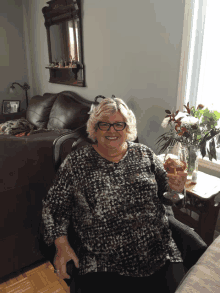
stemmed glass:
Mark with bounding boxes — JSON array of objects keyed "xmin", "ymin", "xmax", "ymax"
[{"xmin": 162, "ymin": 143, "xmax": 188, "ymax": 205}]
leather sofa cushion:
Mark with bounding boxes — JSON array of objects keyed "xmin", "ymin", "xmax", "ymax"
[
  {"xmin": 47, "ymin": 93, "xmax": 90, "ymax": 130},
  {"xmin": 0, "ymin": 130, "xmax": 66, "ymax": 193},
  {"xmin": 26, "ymin": 94, "xmax": 57, "ymax": 128}
]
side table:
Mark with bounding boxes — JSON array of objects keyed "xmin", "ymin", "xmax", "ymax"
[
  {"xmin": 0, "ymin": 111, "xmax": 26, "ymax": 123},
  {"xmin": 173, "ymin": 171, "xmax": 220, "ymax": 246}
]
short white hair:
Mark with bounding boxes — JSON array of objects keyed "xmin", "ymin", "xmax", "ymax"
[{"xmin": 86, "ymin": 97, "xmax": 137, "ymax": 142}]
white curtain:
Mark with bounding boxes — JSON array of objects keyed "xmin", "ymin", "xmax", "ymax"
[
  {"xmin": 196, "ymin": 0, "xmax": 220, "ymax": 112},
  {"xmin": 184, "ymin": 0, "xmax": 220, "ymax": 112},
  {"xmin": 179, "ymin": 0, "xmax": 220, "ymax": 161},
  {"xmin": 183, "ymin": 0, "xmax": 208, "ymax": 108}
]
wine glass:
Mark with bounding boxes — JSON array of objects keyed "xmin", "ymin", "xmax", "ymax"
[{"xmin": 162, "ymin": 143, "xmax": 188, "ymax": 205}]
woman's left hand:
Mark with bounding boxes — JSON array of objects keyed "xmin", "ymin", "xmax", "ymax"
[{"xmin": 167, "ymin": 171, "xmax": 187, "ymax": 192}]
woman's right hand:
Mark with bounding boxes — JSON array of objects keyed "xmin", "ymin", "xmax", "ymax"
[{"xmin": 53, "ymin": 244, "xmax": 79, "ymax": 280}]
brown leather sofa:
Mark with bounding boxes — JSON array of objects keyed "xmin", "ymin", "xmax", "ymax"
[{"xmin": 0, "ymin": 91, "xmax": 94, "ymax": 278}]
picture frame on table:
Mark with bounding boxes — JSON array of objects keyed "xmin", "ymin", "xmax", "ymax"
[{"xmin": 2, "ymin": 100, "xmax": 21, "ymax": 114}]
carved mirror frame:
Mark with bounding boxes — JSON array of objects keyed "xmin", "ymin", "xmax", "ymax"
[{"xmin": 42, "ymin": 0, "xmax": 85, "ymax": 87}]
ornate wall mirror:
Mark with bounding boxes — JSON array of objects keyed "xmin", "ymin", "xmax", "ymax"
[{"xmin": 42, "ymin": 0, "xmax": 85, "ymax": 87}]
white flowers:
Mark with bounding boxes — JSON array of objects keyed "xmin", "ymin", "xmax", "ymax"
[
  {"xmin": 174, "ymin": 111, "xmax": 199, "ymax": 126},
  {"xmin": 161, "ymin": 117, "xmax": 170, "ymax": 128},
  {"xmin": 161, "ymin": 111, "xmax": 199, "ymax": 129},
  {"xmin": 175, "ymin": 112, "xmax": 188, "ymax": 120},
  {"xmin": 181, "ymin": 116, "xmax": 199, "ymax": 126}
]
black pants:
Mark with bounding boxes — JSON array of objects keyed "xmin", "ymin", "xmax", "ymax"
[{"xmin": 74, "ymin": 261, "xmax": 185, "ymax": 293}]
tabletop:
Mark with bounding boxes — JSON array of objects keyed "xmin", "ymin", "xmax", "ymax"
[{"xmin": 185, "ymin": 171, "xmax": 220, "ymax": 201}]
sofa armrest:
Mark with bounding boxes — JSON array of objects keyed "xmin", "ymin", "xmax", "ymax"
[
  {"xmin": 53, "ymin": 124, "xmax": 94, "ymax": 172},
  {"xmin": 53, "ymin": 130, "xmax": 82, "ymax": 172},
  {"xmin": 164, "ymin": 205, "xmax": 175, "ymax": 217},
  {"xmin": 175, "ymin": 235, "xmax": 220, "ymax": 292}
]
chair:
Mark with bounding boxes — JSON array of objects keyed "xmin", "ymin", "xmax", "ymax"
[{"xmin": 39, "ymin": 125, "xmax": 208, "ymax": 291}]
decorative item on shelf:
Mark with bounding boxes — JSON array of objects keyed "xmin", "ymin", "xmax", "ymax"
[
  {"xmin": 9, "ymin": 82, "xmax": 30, "ymax": 109},
  {"xmin": 48, "ymin": 63, "xmax": 56, "ymax": 68},
  {"xmin": 63, "ymin": 57, "xmax": 67, "ymax": 68},
  {"xmin": 69, "ymin": 58, "xmax": 72, "ymax": 68},
  {"xmin": 2, "ymin": 100, "xmax": 21, "ymax": 114},
  {"xmin": 69, "ymin": 55, "xmax": 73, "ymax": 68},
  {"xmin": 155, "ymin": 102, "xmax": 220, "ymax": 182},
  {"xmin": 59, "ymin": 60, "xmax": 63, "ymax": 68},
  {"xmin": 72, "ymin": 59, "xmax": 77, "ymax": 68},
  {"xmin": 60, "ymin": 58, "xmax": 64, "ymax": 67}
]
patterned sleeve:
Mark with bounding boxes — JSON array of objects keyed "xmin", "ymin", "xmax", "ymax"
[
  {"xmin": 151, "ymin": 151, "xmax": 174, "ymax": 207},
  {"xmin": 41, "ymin": 154, "xmax": 74, "ymax": 246}
]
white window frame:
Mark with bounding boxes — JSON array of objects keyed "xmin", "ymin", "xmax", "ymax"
[{"xmin": 176, "ymin": 0, "xmax": 220, "ymax": 172}]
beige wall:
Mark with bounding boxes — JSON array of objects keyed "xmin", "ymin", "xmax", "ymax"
[
  {"xmin": 22, "ymin": 0, "xmax": 185, "ymax": 153},
  {"xmin": 0, "ymin": 0, "xmax": 28, "ymax": 111}
]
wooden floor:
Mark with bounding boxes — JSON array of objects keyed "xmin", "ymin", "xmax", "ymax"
[{"xmin": 0, "ymin": 260, "xmax": 70, "ymax": 293}]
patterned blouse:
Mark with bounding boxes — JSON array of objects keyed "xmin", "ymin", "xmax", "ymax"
[{"xmin": 42, "ymin": 141, "xmax": 183, "ymax": 277}]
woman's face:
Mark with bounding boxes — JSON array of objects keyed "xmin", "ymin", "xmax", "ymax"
[{"xmin": 95, "ymin": 111, "xmax": 128, "ymax": 150}]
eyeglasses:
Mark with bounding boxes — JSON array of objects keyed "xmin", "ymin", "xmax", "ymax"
[{"xmin": 97, "ymin": 122, "xmax": 126, "ymax": 131}]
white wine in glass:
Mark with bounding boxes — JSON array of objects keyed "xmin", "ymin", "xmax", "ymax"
[{"xmin": 162, "ymin": 144, "xmax": 187, "ymax": 205}]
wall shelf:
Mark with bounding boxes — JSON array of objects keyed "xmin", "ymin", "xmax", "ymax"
[
  {"xmin": 45, "ymin": 65, "xmax": 77, "ymax": 69},
  {"xmin": 46, "ymin": 65, "xmax": 84, "ymax": 87}
]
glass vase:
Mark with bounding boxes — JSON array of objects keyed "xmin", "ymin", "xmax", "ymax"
[{"xmin": 185, "ymin": 145, "xmax": 200, "ymax": 183}]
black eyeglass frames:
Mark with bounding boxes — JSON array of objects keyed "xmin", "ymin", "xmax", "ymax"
[{"xmin": 97, "ymin": 122, "xmax": 126, "ymax": 131}]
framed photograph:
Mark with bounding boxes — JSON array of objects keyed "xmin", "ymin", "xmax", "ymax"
[{"xmin": 2, "ymin": 100, "xmax": 21, "ymax": 114}]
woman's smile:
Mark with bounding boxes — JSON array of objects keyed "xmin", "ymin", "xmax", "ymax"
[{"xmin": 105, "ymin": 136, "xmax": 119, "ymax": 140}]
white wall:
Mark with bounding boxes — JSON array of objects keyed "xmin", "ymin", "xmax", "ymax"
[
  {"xmin": 0, "ymin": 0, "xmax": 28, "ymax": 111},
  {"xmin": 23, "ymin": 0, "xmax": 185, "ymax": 153}
]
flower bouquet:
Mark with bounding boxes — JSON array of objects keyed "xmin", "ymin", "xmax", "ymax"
[{"xmin": 156, "ymin": 102, "xmax": 220, "ymax": 162}]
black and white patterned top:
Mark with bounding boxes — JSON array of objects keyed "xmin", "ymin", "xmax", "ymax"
[{"xmin": 42, "ymin": 141, "xmax": 183, "ymax": 277}]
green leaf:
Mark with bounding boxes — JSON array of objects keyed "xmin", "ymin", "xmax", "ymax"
[
  {"xmin": 155, "ymin": 132, "xmax": 170, "ymax": 140},
  {"xmin": 155, "ymin": 136, "xmax": 166, "ymax": 144},
  {"xmin": 155, "ymin": 135, "xmax": 167, "ymax": 144},
  {"xmin": 200, "ymin": 141, "xmax": 206, "ymax": 158},
  {"xmin": 155, "ymin": 133, "xmax": 174, "ymax": 146},
  {"xmin": 157, "ymin": 137, "xmax": 177, "ymax": 154},
  {"xmin": 213, "ymin": 111, "xmax": 220, "ymax": 120},
  {"xmin": 207, "ymin": 149, "xmax": 212, "ymax": 161},
  {"xmin": 210, "ymin": 139, "xmax": 217, "ymax": 160}
]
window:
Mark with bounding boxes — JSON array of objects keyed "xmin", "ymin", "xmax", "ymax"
[{"xmin": 177, "ymin": 0, "xmax": 220, "ymax": 171}]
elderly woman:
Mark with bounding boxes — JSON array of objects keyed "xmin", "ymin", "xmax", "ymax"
[{"xmin": 42, "ymin": 97, "xmax": 197, "ymax": 293}]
